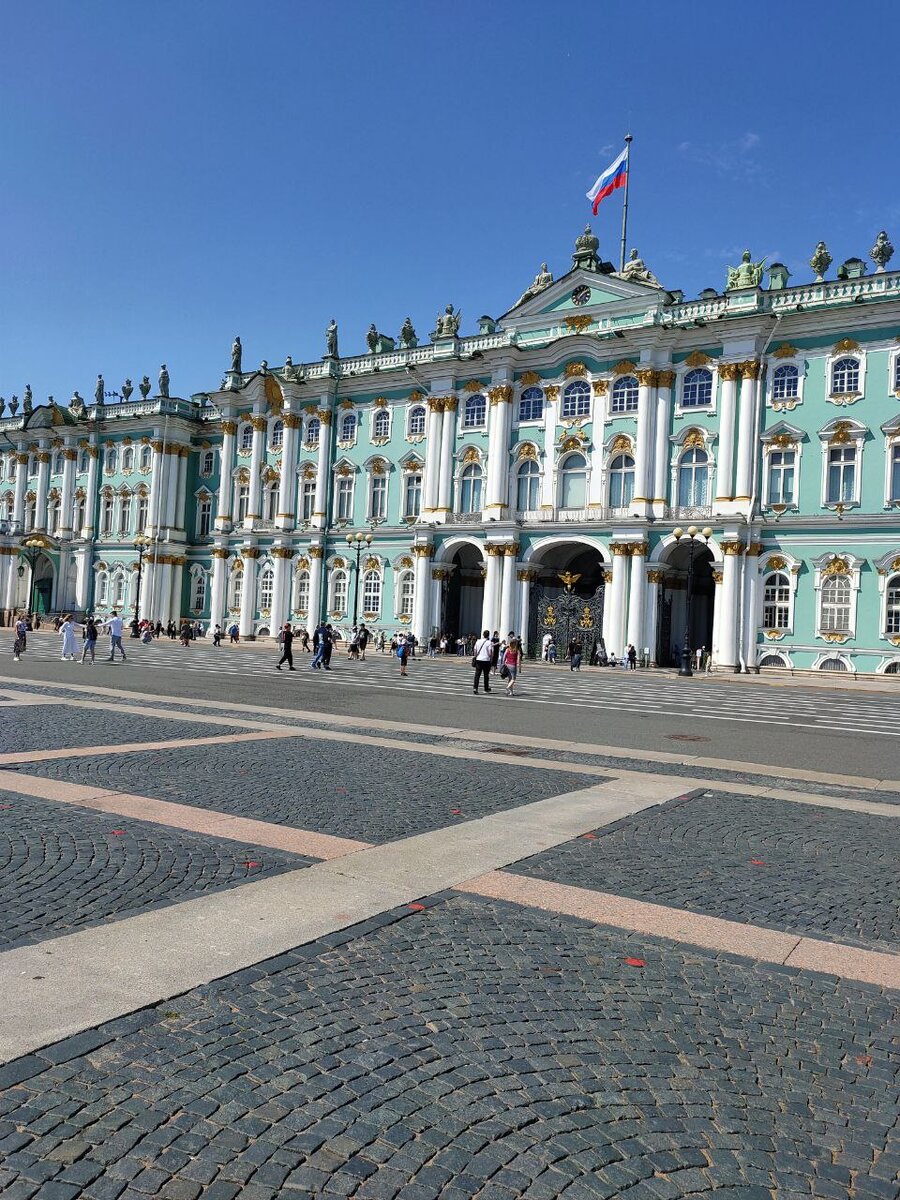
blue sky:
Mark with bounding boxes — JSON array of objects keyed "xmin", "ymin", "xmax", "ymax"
[{"xmin": 2, "ymin": 0, "xmax": 898, "ymax": 404}]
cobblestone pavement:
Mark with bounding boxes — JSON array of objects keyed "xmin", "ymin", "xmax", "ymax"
[
  {"xmin": 510, "ymin": 791, "xmax": 900, "ymax": 950},
  {"xmin": 14, "ymin": 741, "xmax": 594, "ymax": 844},
  {"xmin": 1, "ymin": 896, "xmax": 898, "ymax": 1200},
  {"xmin": 0, "ymin": 704, "xmax": 250, "ymax": 755},
  {"xmin": 0, "ymin": 791, "xmax": 313, "ymax": 949}
]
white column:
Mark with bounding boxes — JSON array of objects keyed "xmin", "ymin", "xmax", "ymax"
[
  {"xmin": 412, "ymin": 545, "xmax": 433, "ymax": 642},
  {"xmin": 312, "ymin": 411, "xmax": 332, "ymax": 529},
  {"xmin": 170, "ymin": 559, "xmax": 184, "ymax": 622},
  {"xmin": 606, "ymin": 545, "xmax": 630, "ymax": 656},
  {"xmin": 717, "ymin": 542, "xmax": 742, "ymax": 668},
  {"xmin": 74, "ymin": 548, "xmax": 91, "ymax": 611},
  {"xmin": 588, "ymin": 383, "xmax": 607, "ymax": 508},
  {"xmin": 715, "ymin": 365, "xmax": 739, "ymax": 503},
  {"xmin": 81, "ymin": 448, "xmax": 99, "ymax": 538},
  {"xmin": 270, "ymin": 551, "xmax": 289, "ymax": 633},
  {"xmin": 626, "ymin": 542, "xmax": 648, "ymax": 651},
  {"xmin": 148, "ymin": 441, "xmax": 168, "ymax": 536},
  {"xmin": 645, "ymin": 570, "xmax": 662, "ymax": 665},
  {"xmin": 3, "ymin": 549, "xmax": 18, "ymax": 613},
  {"xmin": 239, "ymin": 552, "xmax": 259, "ymax": 636},
  {"xmin": 436, "ymin": 399, "xmax": 457, "ymax": 516},
  {"xmin": 275, "ymin": 415, "xmax": 300, "ymax": 530},
  {"xmin": 59, "ymin": 447, "xmax": 77, "ymax": 537},
  {"xmin": 633, "ymin": 371, "xmax": 656, "ymax": 515},
  {"xmin": 172, "ymin": 449, "xmax": 188, "ymax": 529},
  {"xmin": 498, "ymin": 546, "xmax": 518, "ymax": 637},
  {"xmin": 541, "ymin": 389, "xmax": 557, "ymax": 509},
  {"xmin": 484, "ymin": 386, "xmax": 513, "ymax": 516},
  {"xmin": 429, "ymin": 567, "xmax": 445, "ymax": 633},
  {"xmin": 209, "ymin": 551, "xmax": 227, "ymax": 630},
  {"xmin": 34, "ymin": 447, "xmax": 50, "ymax": 530},
  {"xmin": 12, "ymin": 454, "xmax": 28, "ymax": 526},
  {"xmin": 153, "ymin": 561, "xmax": 173, "ymax": 624},
  {"xmin": 423, "ymin": 400, "xmax": 444, "ymax": 514},
  {"xmin": 245, "ymin": 416, "xmax": 266, "ymax": 527},
  {"xmin": 517, "ymin": 568, "xmax": 533, "ymax": 652},
  {"xmin": 652, "ymin": 371, "xmax": 673, "ymax": 515},
  {"xmin": 711, "ymin": 571, "xmax": 723, "ymax": 664},
  {"xmin": 0, "ymin": 551, "xmax": 10, "ymax": 615},
  {"xmin": 743, "ymin": 545, "xmax": 762, "ymax": 671},
  {"xmin": 216, "ymin": 421, "xmax": 236, "ymax": 531},
  {"xmin": 481, "ymin": 546, "xmax": 502, "ymax": 632},
  {"xmin": 733, "ymin": 362, "xmax": 760, "ymax": 504},
  {"xmin": 307, "ymin": 547, "xmax": 324, "ymax": 632}
]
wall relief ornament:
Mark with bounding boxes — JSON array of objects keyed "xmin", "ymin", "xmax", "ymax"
[
  {"xmin": 565, "ymin": 315, "xmax": 593, "ymax": 334},
  {"xmin": 822, "ymin": 632, "xmax": 849, "ymax": 643},
  {"xmin": 764, "ymin": 630, "xmax": 785, "ymax": 641},
  {"xmin": 613, "ymin": 360, "xmax": 637, "ymax": 376},
  {"xmin": 773, "ymin": 343, "xmax": 798, "ymax": 359},
  {"xmin": 833, "ymin": 338, "xmax": 860, "ymax": 354},
  {"xmin": 766, "ymin": 555, "xmax": 787, "ymax": 571},
  {"xmin": 564, "ymin": 362, "xmax": 588, "ymax": 378},
  {"xmin": 463, "ymin": 380, "xmax": 484, "ymax": 393},
  {"xmin": 770, "ymin": 434, "xmax": 796, "ymax": 448},
  {"xmin": 822, "ymin": 557, "xmax": 850, "ymax": 575},
  {"xmin": 829, "ymin": 421, "xmax": 854, "ymax": 446},
  {"xmin": 684, "ymin": 351, "xmax": 712, "ymax": 368},
  {"xmin": 591, "ymin": 380, "xmax": 608, "ymax": 396},
  {"xmin": 516, "ymin": 443, "xmax": 538, "ymax": 460},
  {"xmin": 610, "ymin": 434, "xmax": 632, "ymax": 453},
  {"xmin": 462, "ymin": 447, "xmax": 481, "ymax": 463},
  {"xmin": 683, "ymin": 429, "xmax": 706, "ymax": 449},
  {"xmin": 398, "ymin": 556, "xmax": 413, "ymax": 569}
]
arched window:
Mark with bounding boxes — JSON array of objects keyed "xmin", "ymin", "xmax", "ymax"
[
  {"xmin": 122, "ymin": 447, "xmax": 134, "ymax": 471},
  {"xmin": 363, "ymin": 570, "xmax": 382, "ymax": 615},
  {"xmin": 24, "ymin": 495, "xmax": 36, "ymax": 532},
  {"xmin": 398, "ymin": 570, "xmax": 415, "ymax": 617},
  {"xmin": 105, "ymin": 447, "xmax": 118, "ymax": 473},
  {"xmin": 885, "ymin": 576, "xmax": 900, "ymax": 636},
  {"xmin": 136, "ymin": 492, "xmax": 149, "ymax": 533},
  {"xmin": 820, "ymin": 575, "xmax": 851, "ymax": 633},
  {"xmin": 73, "ymin": 494, "xmax": 86, "ymax": 533},
  {"xmin": 47, "ymin": 496, "xmax": 61, "ymax": 535},
  {"xmin": 559, "ymin": 452, "xmax": 587, "ymax": 509},
  {"xmin": 890, "ymin": 444, "xmax": 900, "ymax": 502},
  {"xmin": 101, "ymin": 492, "xmax": 114, "ymax": 535},
  {"xmin": 196, "ymin": 494, "xmax": 212, "ymax": 537},
  {"xmin": 515, "ymin": 459, "xmax": 540, "ymax": 511},
  {"xmin": 258, "ymin": 566, "xmax": 274, "ymax": 612},
  {"xmin": 403, "ymin": 470, "xmax": 422, "ymax": 518},
  {"xmin": 677, "ymin": 447, "xmax": 709, "ymax": 506},
  {"xmin": 229, "ymin": 568, "xmax": 243, "ymax": 612},
  {"xmin": 340, "ymin": 412, "xmax": 357, "ymax": 442},
  {"xmin": 369, "ymin": 471, "xmax": 387, "ymax": 521},
  {"xmin": 459, "ymin": 463, "xmax": 483, "ymax": 513},
  {"xmin": 140, "ymin": 445, "xmax": 152, "ymax": 471},
  {"xmin": 607, "ymin": 453, "xmax": 635, "ymax": 508},
  {"xmin": 819, "ymin": 657, "xmax": 849, "ymax": 672},
  {"xmin": 240, "ymin": 424, "xmax": 253, "ymax": 450},
  {"xmin": 762, "ymin": 572, "xmax": 791, "ymax": 629},
  {"xmin": 561, "ymin": 381, "xmax": 591, "ymax": 419},
  {"xmin": 758, "ymin": 654, "xmax": 788, "ymax": 669},
  {"xmin": 236, "ymin": 482, "xmax": 250, "ymax": 523},
  {"xmin": 610, "ymin": 376, "xmax": 639, "ymax": 414},
  {"xmin": 0, "ymin": 492, "xmax": 11, "ymax": 521},
  {"xmin": 301, "ymin": 477, "xmax": 316, "ymax": 521},
  {"xmin": 826, "ymin": 446, "xmax": 856, "ymax": 504},
  {"xmin": 201, "ymin": 450, "xmax": 215, "ymax": 476},
  {"xmin": 331, "ymin": 569, "xmax": 349, "ymax": 615},
  {"xmin": 373, "ymin": 409, "xmax": 391, "ymax": 440},
  {"xmin": 335, "ymin": 474, "xmax": 354, "ymax": 522},
  {"xmin": 306, "ymin": 417, "xmax": 320, "ymax": 448},
  {"xmin": 294, "ymin": 570, "xmax": 310, "ymax": 615},
  {"xmin": 518, "ymin": 387, "xmax": 544, "ymax": 422},
  {"xmin": 112, "ymin": 572, "xmax": 127, "ymax": 608},
  {"xmin": 767, "ymin": 449, "xmax": 796, "ymax": 506},
  {"xmin": 772, "ymin": 364, "xmax": 799, "ymax": 400},
  {"xmin": 271, "ymin": 419, "xmax": 284, "ymax": 449},
  {"xmin": 97, "ymin": 572, "xmax": 110, "ymax": 606},
  {"xmin": 463, "ymin": 394, "xmax": 486, "ymax": 428},
  {"xmin": 118, "ymin": 493, "xmax": 132, "ymax": 537},
  {"xmin": 884, "ymin": 661, "xmax": 900, "ymax": 674},
  {"xmin": 407, "ymin": 406, "xmax": 426, "ymax": 437},
  {"xmin": 682, "ymin": 368, "xmax": 713, "ymax": 408},
  {"xmin": 191, "ymin": 571, "xmax": 207, "ymax": 612},
  {"xmin": 831, "ymin": 357, "xmax": 860, "ymax": 394}
]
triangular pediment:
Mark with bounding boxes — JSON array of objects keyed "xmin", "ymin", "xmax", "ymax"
[{"xmin": 500, "ymin": 268, "xmax": 666, "ymax": 327}]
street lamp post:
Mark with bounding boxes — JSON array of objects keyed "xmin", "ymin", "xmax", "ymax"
[
  {"xmin": 16, "ymin": 536, "xmax": 47, "ymax": 618},
  {"xmin": 130, "ymin": 533, "xmax": 152, "ymax": 637},
  {"xmin": 345, "ymin": 530, "xmax": 374, "ymax": 627},
  {"xmin": 672, "ymin": 525, "xmax": 713, "ymax": 677}
]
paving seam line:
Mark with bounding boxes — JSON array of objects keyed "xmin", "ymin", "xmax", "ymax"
[
  {"xmin": 3, "ymin": 672, "xmax": 896, "ymax": 792},
  {"xmin": 0, "ymin": 729, "xmax": 328, "ymax": 767}
]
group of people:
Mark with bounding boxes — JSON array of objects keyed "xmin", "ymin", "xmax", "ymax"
[
  {"xmin": 10, "ymin": 610, "xmax": 127, "ymax": 664},
  {"xmin": 472, "ymin": 630, "xmax": 523, "ymax": 696},
  {"xmin": 540, "ymin": 633, "xmax": 639, "ymax": 670}
]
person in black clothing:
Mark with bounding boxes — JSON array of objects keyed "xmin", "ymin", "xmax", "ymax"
[
  {"xmin": 322, "ymin": 624, "xmax": 334, "ymax": 669},
  {"xmin": 276, "ymin": 622, "xmax": 295, "ymax": 670},
  {"xmin": 472, "ymin": 629, "xmax": 494, "ymax": 694}
]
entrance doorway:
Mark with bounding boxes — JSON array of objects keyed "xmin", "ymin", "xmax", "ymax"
[
  {"xmin": 527, "ymin": 541, "xmax": 606, "ymax": 660},
  {"xmin": 443, "ymin": 543, "xmax": 485, "ymax": 639},
  {"xmin": 655, "ymin": 542, "xmax": 715, "ymax": 666}
]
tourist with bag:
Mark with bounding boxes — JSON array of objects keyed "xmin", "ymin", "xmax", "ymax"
[
  {"xmin": 472, "ymin": 629, "xmax": 493, "ymax": 694},
  {"xmin": 500, "ymin": 636, "xmax": 522, "ymax": 697}
]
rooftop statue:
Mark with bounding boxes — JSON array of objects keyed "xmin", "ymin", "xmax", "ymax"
[
  {"xmin": 810, "ymin": 240, "xmax": 832, "ymax": 282},
  {"xmin": 513, "ymin": 262, "xmax": 554, "ymax": 308},
  {"xmin": 139, "ymin": 375, "xmax": 151, "ymax": 400},
  {"xmin": 159, "ymin": 364, "xmax": 170, "ymax": 398},
  {"xmin": 572, "ymin": 224, "xmax": 601, "ymax": 271},
  {"xmin": 870, "ymin": 230, "xmax": 894, "ymax": 273},
  {"xmin": 9, "ymin": 397, "xmax": 18, "ymax": 416},
  {"xmin": 366, "ymin": 324, "xmax": 378, "ymax": 353},
  {"xmin": 619, "ymin": 248, "xmax": 661, "ymax": 287},
  {"xmin": 398, "ymin": 317, "xmax": 418, "ymax": 349},
  {"xmin": 0, "ymin": 398, "xmax": 4, "ymax": 417},
  {"xmin": 435, "ymin": 305, "xmax": 461, "ymax": 338},
  {"xmin": 726, "ymin": 250, "xmax": 765, "ymax": 291},
  {"xmin": 283, "ymin": 355, "xmax": 295, "ymax": 380},
  {"xmin": 121, "ymin": 378, "xmax": 133, "ymax": 403},
  {"xmin": 94, "ymin": 376, "xmax": 104, "ymax": 405},
  {"xmin": 70, "ymin": 391, "xmax": 85, "ymax": 414},
  {"xmin": 231, "ymin": 336, "xmax": 242, "ymax": 373},
  {"xmin": 23, "ymin": 385, "xmax": 33, "ymax": 414},
  {"xmin": 325, "ymin": 319, "xmax": 339, "ymax": 358}
]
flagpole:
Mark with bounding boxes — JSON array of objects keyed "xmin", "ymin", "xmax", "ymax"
[{"xmin": 619, "ymin": 134, "xmax": 632, "ymax": 272}]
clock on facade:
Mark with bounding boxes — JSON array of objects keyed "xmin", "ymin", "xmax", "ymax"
[{"xmin": 571, "ymin": 285, "xmax": 591, "ymax": 306}]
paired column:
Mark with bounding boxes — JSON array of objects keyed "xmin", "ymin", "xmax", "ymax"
[
  {"xmin": 605, "ymin": 543, "xmax": 631, "ymax": 656},
  {"xmin": 742, "ymin": 542, "xmax": 763, "ymax": 672},
  {"xmin": 733, "ymin": 361, "xmax": 760, "ymax": 504},
  {"xmin": 215, "ymin": 421, "xmax": 237, "ymax": 531},
  {"xmin": 12, "ymin": 454, "xmax": 28, "ymax": 526},
  {"xmin": 517, "ymin": 567, "xmax": 535, "ymax": 653},
  {"xmin": 588, "ymin": 382, "xmax": 607, "ymax": 507},
  {"xmin": 209, "ymin": 549, "xmax": 228, "ymax": 630},
  {"xmin": 626, "ymin": 541, "xmax": 649, "ymax": 652},
  {"xmin": 481, "ymin": 545, "xmax": 503, "ymax": 631},
  {"xmin": 169, "ymin": 558, "xmax": 185, "ymax": 622},
  {"xmin": 436, "ymin": 399, "xmax": 457, "ymax": 515},
  {"xmin": 423, "ymin": 399, "xmax": 444, "ymax": 514},
  {"xmin": 172, "ymin": 448, "xmax": 189, "ymax": 529},
  {"xmin": 307, "ymin": 546, "xmax": 324, "ymax": 631},
  {"xmin": 429, "ymin": 566, "xmax": 447, "ymax": 633},
  {"xmin": 34, "ymin": 447, "xmax": 50, "ymax": 530},
  {"xmin": 312, "ymin": 411, "xmax": 333, "ymax": 529},
  {"xmin": 715, "ymin": 364, "xmax": 740, "ymax": 502},
  {"xmin": 275, "ymin": 415, "xmax": 301, "ymax": 530},
  {"xmin": 645, "ymin": 569, "xmax": 664, "ymax": 665},
  {"xmin": 412, "ymin": 544, "xmax": 434, "ymax": 642},
  {"xmin": 148, "ymin": 439, "xmax": 168, "ymax": 536},
  {"xmin": 540, "ymin": 387, "xmax": 558, "ymax": 509},
  {"xmin": 80, "ymin": 447, "xmax": 99, "ymax": 538},
  {"xmin": 633, "ymin": 371, "xmax": 657, "ymax": 514},
  {"xmin": 239, "ymin": 548, "xmax": 259, "ymax": 636},
  {"xmin": 498, "ymin": 544, "xmax": 519, "ymax": 636},
  {"xmin": 717, "ymin": 540, "xmax": 743, "ymax": 669},
  {"xmin": 59, "ymin": 447, "xmax": 77, "ymax": 537},
  {"xmin": 270, "ymin": 548, "xmax": 292, "ymax": 632},
  {"xmin": 651, "ymin": 370, "xmax": 674, "ymax": 514},
  {"xmin": 484, "ymin": 385, "xmax": 513, "ymax": 516},
  {"xmin": 245, "ymin": 416, "xmax": 267, "ymax": 526}
]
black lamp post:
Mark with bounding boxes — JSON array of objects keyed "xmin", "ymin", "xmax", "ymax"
[
  {"xmin": 16, "ymin": 536, "xmax": 46, "ymax": 617},
  {"xmin": 672, "ymin": 524, "xmax": 713, "ymax": 677},
  {"xmin": 130, "ymin": 533, "xmax": 151, "ymax": 637},
  {"xmin": 345, "ymin": 530, "xmax": 374, "ymax": 626}
]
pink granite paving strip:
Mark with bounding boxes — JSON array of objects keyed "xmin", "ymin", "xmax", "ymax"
[
  {"xmin": 0, "ymin": 769, "xmax": 370, "ymax": 860},
  {"xmin": 0, "ymin": 729, "xmax": 306, "ymax": 767},
  {"xmin": 457, "ymin": 870, "xmax": 900, "ymax": 990}
]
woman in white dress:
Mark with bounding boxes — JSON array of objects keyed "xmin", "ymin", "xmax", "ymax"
[{"xmin": 59, "ymin": 614, "xmax": 78, "ymax": 661}]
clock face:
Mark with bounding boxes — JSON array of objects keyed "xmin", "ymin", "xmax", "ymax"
[{"xmin": 571, "ymin": 285, "xmax": 591, "ymax": 307}]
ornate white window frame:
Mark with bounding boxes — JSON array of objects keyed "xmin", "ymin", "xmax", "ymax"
[
  {"xmin": 880, "ymin": 414, "xmax": 900, "ymax": 507},
  {"xmin": 817, "ymin": 418, "xmax": 867, "ymax": 511},
  {"xmin": 331, "ymin": 461, "xmax": 356, "ymax": 524},
  {"xmin": 199, "ymin": 448, "xmax": 215, "ymax": 478},
  {"xmin": 674, "ymin": 357, "xmax": 718, "ymax": 416},
  {"xmin": 759, "ymin": 423, "xmax": 805, "ymax": 513},
  {"xmin": 876, "ymin": 656, "xmax": 900, "ymax": 675},
  {"xmin": 515, "ymin": 384, "xmax": 545, "ymax": 427},
  {"xmin": 509, "ymin": 448, "xmax": 543, "ymax": 514},
  {"xmin": 337, "ymin": 408, "xmax": 358, "ymax": 449},
  {"xmin": 888, "ymin": 346, "xmax": 900, "ymax": 399},
  {"xmin": 668, "ymin": 426, "xmax": 717, "ymax": 508},
  {"xmin": 757, "ymin": 649, "xmax": 794, "ymax": 670},
  {"xmin": 364, "ymin": 455, "xmax": 390, "ymax": 523},
  {"xmin": 406, "ymin": 404, "xmax": 427, "ymax": 441},
  {"xmin": 555, "ymin": 447, "xmax": 591, "ymax": 511},
  {"xmin": 875, "ymin": 550, "xmax": 900, "ymax": 644},
  {"xmin": 237, "ymin": 421, "xmax": 254, "ymax": 453},
  {"xmin": 824, "ymin": 341, "xmax": 867, "ymax": 406},
  {"xmin": 370, "ymin": 405, "xmax": 392, "ymax": 445},
  {"xmin": 188, "ymin": 562, "xmax": 208, "ymax": 613},
  {"xmin": 811, "ymin": 551, "xmax": 864, "ymax": 642},
  {"xmin": 765, "ymin": 351, "xmax": 805, "ymax": 412},
  {"xmin": 812, "ymin": 651, "xmax": 855, "ymax": 674},
  {"xmin": 757, "ymin": 550, "xmax": 800, "ymax": 637}
]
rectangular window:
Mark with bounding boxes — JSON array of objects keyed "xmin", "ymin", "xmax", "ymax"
[
  {"xmin": 370, "ymin": 474, "xmax": 387, "ymax": 520},
  {"xmin": 101, "ymin": 498, "xmax": 114, "ymax": 534},
  {"xmin": 403, "ymin": 472, "xmax": 422, "ymax": 518},
  {"xmin": 136, "ymin": 497, "xmax": 149, "ymax": 533},
  {"xmin": 118, "ymin": 498, "xmax": 131, "ymax": 537},
  {"xmin": 302, "ymin": 480, "xmax": 316, "ymax": 521},
  {"xmin": 766, "ymin": 450, "xmax": 795, "ymax": 506},
  {"xmin": 826, "ymin": 447, "xmax": 856, "ymax": 504},
  {"xmin": 891, "ymin": 446, "xmax": 900, "ymax": 502},
  {"xmin": 236, "ymin": 486, "xmax": 249, "ymax": 522},
  {"xmin": 336, "ymin": 477, "xmax": 354, "ymax": 521},
  {"xmin": 198, "ymin": 498, "xmax": 212, "ymax": 537}
]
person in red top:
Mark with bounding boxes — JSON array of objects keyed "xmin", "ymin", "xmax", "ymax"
[{"xmin": 502, "ymin": 636, "xmax": 523, "ymax": 697}]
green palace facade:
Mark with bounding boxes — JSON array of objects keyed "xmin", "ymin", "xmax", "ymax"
[{"xmin": 2, "ymin": 226, "xmax": 900, "ymax": 675}]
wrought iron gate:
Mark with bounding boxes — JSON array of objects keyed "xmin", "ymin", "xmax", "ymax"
[{"xmin": 529, "ymin": 583, "xmax": 605, "ymax": 658}]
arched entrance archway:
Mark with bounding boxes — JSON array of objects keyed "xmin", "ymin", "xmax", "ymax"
[
  {"xmin": 655, "ymin": 541, "xmax": 715, "ymax": 667},
  {"xmin": 15, "ymin": 551, "xmax": 55, "ymax": 614},
  {"xmin": 527, "ymin": 540, "xmax": 607, "ymax": 660},
  {"xmin": 443, "ymin": 542, "xmax": 485, "ymax": 639}
]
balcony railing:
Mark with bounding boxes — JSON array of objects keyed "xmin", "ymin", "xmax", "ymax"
[{"xmin": 664, "ymin": 505, "xmax": 713, "ymax": 521}]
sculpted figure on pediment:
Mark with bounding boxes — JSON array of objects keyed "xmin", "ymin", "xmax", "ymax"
[
  {"xmin": 513, "ymin": 262, "xmax": 554, "ymax": 308},
  {"xmin": 619, "ymin": 248, "xmax": 661, "ymax": 288}
]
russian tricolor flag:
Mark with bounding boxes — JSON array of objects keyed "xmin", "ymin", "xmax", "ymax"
[{"xmin": 586, "ymin": 148, "xmax": 628, "ymax": 214}]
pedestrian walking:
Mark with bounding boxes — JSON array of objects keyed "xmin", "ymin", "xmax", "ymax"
[
  {"xmin": 300, "ymin": 628, "xmax": 310, "ymax": 653},
  {"xmin": 322, "ymin": 624, "xmax": 334, "ymax": 669},
  {"xmin": 568, "ymin": 638, "xmax": 582, "ymax": 671},
  {"xmin": 229, "ymin": 622, "xmax": 239, "ymax": 643},
  {"xmin": 102, "ymin": 611, "xmax": 127, "ymax": 662},
  {"xmin": 358, "ymin": 624, "xmax": 369, "ymax": 661},
  {"xmin": 627, "ymin": 644, "xmax": 638, "ymax": 670},
  {"xmin": 212, "ymin": 624, "xmax": 222, "ymax": 646},
  {"xmin": 472, "ymin": 629, "xmax": 494, "ymax": 694},
  {"xmin": 547, "ymin": 635, "xmax": 557, "ymax": 664},
  {"xmin": 490, "ymin": 631, "xmax": 501, "ymax": 675},
  {"xmin": 276, "ymin": 622, "xmax": 295, "ymax": 670},
  {"xmin": 12, "ymin": 614, "xmax": 27, "ymax": 662},
  {"xmin": 80, "ymin": 616, "xmax": 98, "ymax": 664},
  {"xmin": 58, "ymin": 614, "xmax": 79, "ymax": 661},
  {"xmin": 541, "ymin": 632, "xmax": 552, "ymax": 661},
  {"xmin": 396, "ymin": 633, "xmax": 410, "ymax": 677},
  {"xmin": 501, "ymin": 636, "xmax": 522, "ymax": 696}
]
